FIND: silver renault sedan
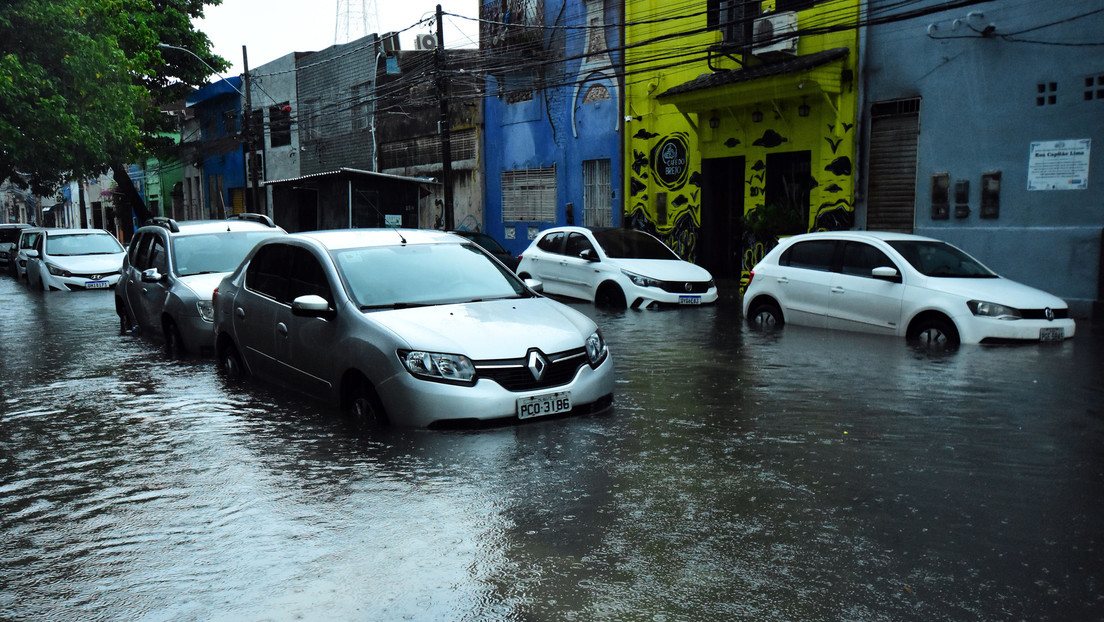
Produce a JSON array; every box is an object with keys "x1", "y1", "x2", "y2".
[{"x1": 212, "y1": 229, "x2": 614, "y2": 428}]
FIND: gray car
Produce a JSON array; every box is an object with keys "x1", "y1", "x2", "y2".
[
  {"x1": 116, "y1": 214, "x2": 285, "y2": 357},
  {"x1": 212, "y1": 229, "x2": 615, "y2": 428},
  {"x1": 0, "y1": 223, "x2": 30, "y2": 273}
]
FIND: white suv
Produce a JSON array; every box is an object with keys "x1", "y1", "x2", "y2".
[{"x1": 743, "y1": 231, "x2": 1075, "y2": 346}]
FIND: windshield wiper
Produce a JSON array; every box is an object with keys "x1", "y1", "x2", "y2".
[{"x1": 360, "y1": 301, "x2": 431, "y2": 311}]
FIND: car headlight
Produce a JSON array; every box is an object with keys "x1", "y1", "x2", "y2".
[
  {"x1": 621, "y1": 269, "x2": 662, "y2": 288},
  {"x1": 585, "y1": 330, "x2": 606, "y2": 366},
  {"x1": 967, "y1": 300, "x2": 1022, "y2": 320},
  {"x1": 46, "y1": 263, "x2": 71, "y2": 278},
  {"x1": 196, "y1": 300, "x2": 215, "y2": 323},
  {"x1": 400, "y1": 350, "x2": 476, "y2": 384}
]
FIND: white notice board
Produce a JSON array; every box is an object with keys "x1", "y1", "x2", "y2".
[{"x1": 1027, "y1": 139, "x2": 1090, "y2": 190}]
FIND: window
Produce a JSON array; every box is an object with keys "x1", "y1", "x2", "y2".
[
  {"x1": 1036, "y1": 82, "x2": 1058, "y2": 106},
  {"x1": 269, "y1": 103, "x2": 291, "y2": 147},
  {"x1": 502, "y1": 167, "x2": 556, "y2": 221},
  {"x1": 351, "y1": 84, "x2": 371, "y2": 132},
  {"x1": 710, "y1": 0, "x2": 754, "y2": 46},
  {"x1": 246, "y1": 243, "x2": 290, "y2": 302},
  {"x1": 583, "y1": 159, "x2": 612, "y2": 228},
  {"x1": 1085, "y1": 74, "x2": 1104, "y2": 101},
  {"x1": 147, "y1": 236, "x2": 169, "y2": 274},
  {"x1": 564, "y1": 233, "x2": 595, "y2": 259},
  {"x1": 781, "y1": 240, "x2": 835, "y2": 271},
  {"x1": 536, "y1": 231, "x2": 565, "y2": 253},
  {"x1": 287, "y1": 247, "x2": 332, "y2": 304},
  {"x1": 840, "y1": 242, "x2": 895, "y2": 278}
]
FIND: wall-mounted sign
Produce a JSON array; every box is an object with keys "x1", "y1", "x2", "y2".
[
  {"x1": 385, "y1": 214, "x2": 403, "y2": 228},
  {"x1": 1027, "y1": 139, "x2": 1090, "y2": 190},
  {"x1": 650, "y1": 133, "x2": 690, "y2": 189}
]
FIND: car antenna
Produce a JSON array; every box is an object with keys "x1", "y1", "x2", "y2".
[{"x1": 395, "y1": 229, "x2": 407, "y2": 245}]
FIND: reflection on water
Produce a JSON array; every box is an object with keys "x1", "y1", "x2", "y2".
[{"x1": 1, "y1": 278, "x2": 1102, "y2": 621}]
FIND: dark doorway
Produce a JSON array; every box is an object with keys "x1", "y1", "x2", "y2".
[
  {"x1": 699, "y1": 156, "x2": 744, "y2": 279},
  {"x1": 765, "y1": 151, "x2": 813, "y2": 236}
]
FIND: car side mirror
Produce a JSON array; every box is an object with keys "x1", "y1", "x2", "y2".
[
  {"x1": 291, "y1": 294, "x2": 336, "y2": 319},
  {"x1": 872, "y1": 266, "x2": 902, "y2": 283},
  {"x1": 141, "y1": 268, "x2": 164, "y2": 283},
  {"x1": 524, "y1": 278, "x2": 544, "y2": 293},
  {"x1": 26, "y1": 250, "x2": 38, "y2": 259},
  {"x1": 579, "y1": 248, "x2": 599, "y2": 262}
]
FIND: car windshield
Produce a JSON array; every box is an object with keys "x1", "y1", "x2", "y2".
[
  {"x1": 886, "y1": 240, "x2": 997, "y2": 278},
  {"x1": 593, "y1": 229, "x2": 680, "y2": 260},
  {"x1": 46, "y1": 233, "x2": 123, "y2": 256},
  {"x1": 335, "y1": 242, "x2": 530, "y2": 309},
  {"x1": 173, "y1": 231, "x2": 278, "y2": 277}
]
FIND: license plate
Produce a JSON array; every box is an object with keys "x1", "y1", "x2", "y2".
[
  {"x1": 85, "y1": 281, "x2": 110, "y2": 289},
  {"x1": 1039, "y1": 327, "x2": 1064, "y2": 341},
  {"x1": 678, "y1": 295, "x2": 701, "y2": 305},
  {"x1": 517, "y1": 391, "x2": 571, "y2": 419}
]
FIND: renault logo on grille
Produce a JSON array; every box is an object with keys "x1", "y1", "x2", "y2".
[
  {"x1": 527, "y1": 351, "x2": 548, "y2": 382},
  {"x1": 1045, "y1": 307, "x2": 1054, "y2": 321}
]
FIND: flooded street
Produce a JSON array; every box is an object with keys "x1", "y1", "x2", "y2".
[{"x1": 2, "y1": 275, "x2": 1102, "y2": 621}]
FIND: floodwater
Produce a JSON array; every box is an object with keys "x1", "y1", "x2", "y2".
[{"x1": 1, "y1": 275, "x2": 1102, "y2": 621}]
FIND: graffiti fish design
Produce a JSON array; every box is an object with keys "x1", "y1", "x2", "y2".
[
  {"x1": 824, "y1": 183, "x2": 844, "y2": 193},
  {"x1": 724, "y1": 137, "x2": 741, "y2": 148},
  {"x1": 630, "y1": 177, "x2": 648, "y2": 197},
  {"x1": 632, "y1": 150, "x2": 649, "y2": 176},
  {"x1": 825, "y1": 136, "x2": 842, "y2": 153},
  {"x1": 633, "y1": 128, "x2": 659, "y2": 140}
]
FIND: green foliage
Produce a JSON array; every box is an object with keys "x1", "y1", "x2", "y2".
[{"x1": 0, "y1": 0, "x2": 226, "y2": 194}]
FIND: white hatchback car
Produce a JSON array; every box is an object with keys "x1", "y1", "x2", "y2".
[
  {"x1": 212, "y1": 229, "x2": 614, "y2": 428},
  {"x1": 25, "y1": 228, "x2": 126, "y2": 292},
  {"x1": 516, "y1": 226, "x2": 718, "y2": 308},
  {"x1": 743, "y1": 231, "x2": 1075, "y2": 345}
]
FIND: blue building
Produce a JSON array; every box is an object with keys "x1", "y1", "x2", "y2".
[
  {"x1": 480, "y1": 0, "x2": 623, "y2": 256},
  {"x1": 183, "y1": 76, "x2": 246, "y2": 219}
]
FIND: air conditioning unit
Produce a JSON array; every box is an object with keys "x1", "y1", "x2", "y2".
[
  {"x1": 415, "y1": 33, "x2": 438, "y2": 50},
  {"x1": 752, "y1": 12, "x2": 798, "y2": 57}
]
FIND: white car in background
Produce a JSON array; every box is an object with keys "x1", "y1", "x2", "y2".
[
  {"x1": 11, "y1": 227, "x2": 43, "y2": 280},
  {"x1": 516, "y1": 226, "x2": 718, "y2": 309},
  {"x1": 25, "y1": 228, "x2": 126, "y2": 292},
  {"x1": 742, "y1": 231, "x2": 1075, "y2": 346}
]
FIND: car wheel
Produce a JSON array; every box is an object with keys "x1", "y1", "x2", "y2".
[
  {"x1": 164, "y1": 320, "x2": 185, "y2": 359},
  {"x1": 345, "y1": 375, "x2": 388, "y2": 427},
  {"x1": 747, "y1": 299, "x2": 784, "y2": 329},
  {"x1": 594, "y1": 282, "x2": 626, "y2": 309},
  {"x1": 217, "y1": 341, "x2": 246, "y2": 379},
  {"x1": 908, "y1": 316, "x2": 959, "y2": 348}
]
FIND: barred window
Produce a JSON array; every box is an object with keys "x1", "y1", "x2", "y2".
[
  {"x1": 502, "y1": 166, "x2": 556, "y2": 222},
  {"x1": 582, "y1": 159, "x2": 612, "y2": 227}
]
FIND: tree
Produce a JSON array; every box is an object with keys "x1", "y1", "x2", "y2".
[{"x1": 0, "y1": 0, "x2": 226, "y2": 228}]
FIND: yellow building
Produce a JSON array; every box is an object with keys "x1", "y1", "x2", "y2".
[{"x1": 624, "y1": 0, "x2": 860, "y2": 285}]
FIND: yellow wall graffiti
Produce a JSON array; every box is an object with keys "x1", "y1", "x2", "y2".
[{"x1": 624, "y1": 0, "x2": 861, "y2": 288}]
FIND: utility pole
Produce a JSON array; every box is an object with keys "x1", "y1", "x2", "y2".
[
  {"x1": 242, "y1": 45, "x2": 263, "y2": 215},
  {"x1": 435, "y1": 4, "x2": 454, "y2": 230}
]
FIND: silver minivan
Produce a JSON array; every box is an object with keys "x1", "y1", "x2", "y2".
[{"x1": 212, "y1": 229, "x2": 615, "y2": 428}]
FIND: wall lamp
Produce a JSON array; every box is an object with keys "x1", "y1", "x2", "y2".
[
  {"x1": 709, "y1": 116, "x2": 720, "y2": 129},
  {"x1": 798, "y1": 99, "x2": 810, "y2": 117},
  {"x1": 751, "y1": 109, "x2": 763, "y2": 123}
]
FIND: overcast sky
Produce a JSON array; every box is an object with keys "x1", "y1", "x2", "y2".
[{"x1": 196, "y1": 0, "x2": 479, "y2": 78}]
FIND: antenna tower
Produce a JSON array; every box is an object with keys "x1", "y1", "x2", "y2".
[{"x1": 335, "y1": 0, "x2": 379, "y2": 44}]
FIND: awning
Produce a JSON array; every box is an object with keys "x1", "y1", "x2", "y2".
[
  {"x1": 263, "y1": 167, "x2": 439, "y2": 187},
  {"x1": 657, "y1": 47, "x2": 851, "y2": 110}
]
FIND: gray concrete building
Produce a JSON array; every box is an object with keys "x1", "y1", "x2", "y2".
[{"x1": 857, "y1": 0, "x2": 1103, "y2": 316}]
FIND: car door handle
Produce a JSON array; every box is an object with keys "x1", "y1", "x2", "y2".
[
  {"x1": 776, "y1": 277, "x2": 789, "y2": 284},
  {"x1": 235, "y1": 307, "x2": 245, "y2": 320},
  {"x1": 276, "y1": 322, "x2": 288, "y2": 338},
  {"x1": 831, "y1": 286, "x2": 845, "y2": 294}
]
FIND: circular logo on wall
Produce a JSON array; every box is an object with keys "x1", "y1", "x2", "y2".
[{"x1": 650, "y1": 133, "x2": 690, "y2": 190}]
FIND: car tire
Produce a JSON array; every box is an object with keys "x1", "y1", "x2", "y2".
[
  {"x1": 344, "y1": 375, "x2": 388, "y2": 427},
  {"x1": 908, "y1": 316, "x2": 959, "y2": 348},
  {"x1": 164, "y1": 320, "x2": 185, "y2": 359},
  {"x1": 217, "y1": 341, "x2": 246, "y2": 379},
  {"x1": 117, "y1": 301, "x2": 133, "y2": 334},
  {"x1": 594, "y1": 282, "x2": 626, "y2": 309},
  {"x1": 747, "y1": 299, "x2": 784, "y2": 329}
]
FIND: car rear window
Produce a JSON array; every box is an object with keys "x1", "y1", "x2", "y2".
[{"x1": 780, "y1": 240, "x2": 836, "y2": 271}]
